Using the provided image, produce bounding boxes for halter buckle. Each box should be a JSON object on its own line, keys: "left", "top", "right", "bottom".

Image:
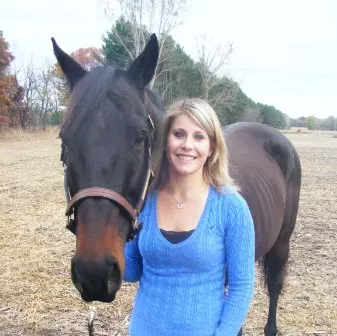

{"left": 66, "top": 216, "right": 76, "bottom": 235}
{"left": 127, "top": 218, "right": 142, "bottom": 242}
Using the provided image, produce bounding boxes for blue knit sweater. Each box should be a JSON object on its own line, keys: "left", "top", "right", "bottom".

{"left": 124, "top": 186, "right": 255, "bottom": 336}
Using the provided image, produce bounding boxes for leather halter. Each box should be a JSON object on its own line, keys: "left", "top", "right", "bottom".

{"left": 62, "top": 113, "right": 155, "bottom": 242}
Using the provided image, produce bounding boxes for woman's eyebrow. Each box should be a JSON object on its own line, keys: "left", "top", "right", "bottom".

{"left": 171, "top": 127, "right": 206, "bottom": 134}
{"left": 193, "top": 129, "right": 207, "bottom": 134}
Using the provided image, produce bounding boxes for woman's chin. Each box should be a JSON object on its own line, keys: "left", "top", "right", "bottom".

{"left": 172, "top": 166, "right": 200, "bottom": 176}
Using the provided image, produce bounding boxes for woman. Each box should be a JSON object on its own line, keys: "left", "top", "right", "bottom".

{"left": 124, "top": 98, "right": 255, "bottom": 336}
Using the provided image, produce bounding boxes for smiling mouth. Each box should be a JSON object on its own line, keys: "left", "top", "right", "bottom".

{"left": 177, "top": 154, "right": 196, "bottom": 161}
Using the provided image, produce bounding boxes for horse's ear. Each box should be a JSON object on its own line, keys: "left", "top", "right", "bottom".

{"left": 126, "top": 34, "right": 159, "bottom": 89}
{"left": 51, "top": 38, "right": 87, "bottom": 90}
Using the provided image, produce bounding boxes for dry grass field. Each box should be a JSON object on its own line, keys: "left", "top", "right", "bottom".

{"left": 0, "top": 128, "right": 336, "bottom": 336}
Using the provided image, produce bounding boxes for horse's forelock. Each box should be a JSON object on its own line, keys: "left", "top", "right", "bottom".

{"left": 59, "top": 65, "right": 164, "bottom": 176}
{"left": 60, "top": 67, "right": 125, "bottom": 136}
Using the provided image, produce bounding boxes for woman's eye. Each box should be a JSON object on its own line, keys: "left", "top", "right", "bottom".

{"left": 173, "top": 131, "right": 184, "bottom": 138}
{"left": 195, "top": 134, "right": 205, "bottom": 141}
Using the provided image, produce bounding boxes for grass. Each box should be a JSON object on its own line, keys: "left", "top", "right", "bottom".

{"left": 0, "top": 130, "right": 336, "bottom": 335}
{"left": 0, "top": 126, "right": 59, "bottom": 141}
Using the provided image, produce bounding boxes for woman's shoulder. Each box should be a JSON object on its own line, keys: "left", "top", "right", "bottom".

{"left": 207, "top": 187, "right": 251, "bottom": 236}
{"left": 214, "top": 186, "right": 247, "bottom": 206}
{"left": 210, "top": 187, "right": 254, "bottom": 240}
{"left": 212, "top": 187, "right": 251, "bottom": 222}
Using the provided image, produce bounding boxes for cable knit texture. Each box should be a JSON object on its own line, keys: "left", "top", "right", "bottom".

{"left": 124, "top": 186, "right": 255, "bottom": 336}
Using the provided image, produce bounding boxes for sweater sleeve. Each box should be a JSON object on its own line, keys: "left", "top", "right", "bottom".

{"left": 123, "top": 231, "right": 143, "bottom": 282}
{"left": 215, "top": 193, "right": 255, "bottom": 336}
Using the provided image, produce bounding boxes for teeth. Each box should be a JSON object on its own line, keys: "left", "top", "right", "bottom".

{"left": 178, "top": 155, "right": 194, "bottom": 161}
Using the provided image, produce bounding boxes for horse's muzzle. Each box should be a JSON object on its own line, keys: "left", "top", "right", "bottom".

{"left": 71, "top": 256, "right": 121, "bottom": 302}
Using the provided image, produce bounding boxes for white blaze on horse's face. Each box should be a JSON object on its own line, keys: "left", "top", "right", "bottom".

{"left": 166, "top": 113, "right": 212, "bottom": 178}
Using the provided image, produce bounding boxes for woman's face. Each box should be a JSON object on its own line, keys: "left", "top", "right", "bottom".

{"left": 166, "top": 113, "right": 213, "bottom": 178}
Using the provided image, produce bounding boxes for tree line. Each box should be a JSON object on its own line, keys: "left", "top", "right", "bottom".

{"left": 0, "top": 1, "right": 336, "bottom": 131}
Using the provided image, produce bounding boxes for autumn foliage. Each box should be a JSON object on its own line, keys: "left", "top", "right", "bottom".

{"left": 55, "top": 46, "right": 104, "bottom": 77}
{"left": 71, "top": 47, "right": 104, "bottom": 70}
{"left": 0, "top": 31, "right": 14, "bottom": 125}
{"left": 0, "top": 31, "right": 28, "bottom": 128}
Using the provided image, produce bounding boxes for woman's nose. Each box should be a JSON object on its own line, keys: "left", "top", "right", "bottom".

{"left": 181, "top": 136, "right": 193, "bottom": 149}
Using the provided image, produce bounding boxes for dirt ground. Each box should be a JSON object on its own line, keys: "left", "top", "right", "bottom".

{"left": 0, "top": 129, "right": 336, "bottom": 336}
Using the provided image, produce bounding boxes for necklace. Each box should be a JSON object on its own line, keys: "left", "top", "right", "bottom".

{"left": 167, "top": 189, "right": 184, "bottom": 209}
{"left": 167, "top": 185, "right": 206, "bottom": 209}
{"left": 170, "top": 193, "right": 184, "bottom": 209}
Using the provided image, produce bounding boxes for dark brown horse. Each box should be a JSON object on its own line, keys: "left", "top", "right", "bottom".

{"left": 53, "top": 34, "right": 301, "bottom": 336}
{"left": 225, "top": 122, "right": 301, "bottom": 335}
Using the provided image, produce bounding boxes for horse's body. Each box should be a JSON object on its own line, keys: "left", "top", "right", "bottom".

{"left": 53, "top": 35, "right": 301, "bottom": 336}
{"left": 225, "top": 122, "right": 301, "bottom": 335}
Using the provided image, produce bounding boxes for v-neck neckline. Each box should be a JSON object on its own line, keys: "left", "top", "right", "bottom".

{"left": 153, "top": 186, "right": 213, "bottom": 248}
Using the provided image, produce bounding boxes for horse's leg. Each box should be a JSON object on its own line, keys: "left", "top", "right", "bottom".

{"left": 263, "top": 238, "right": 290, "bottom": 336}
{"left": 264, "top": 150, "right": 301, "bottom": 336}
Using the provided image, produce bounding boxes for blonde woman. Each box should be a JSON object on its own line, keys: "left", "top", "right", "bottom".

{"left": 124, "top": 98, "right": 255, "bottom": 336}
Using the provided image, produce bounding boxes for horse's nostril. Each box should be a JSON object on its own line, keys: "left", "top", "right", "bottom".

{"left": 105, "top": 257, "right": 120, "bottom": 297}
{"left": 106, "top": 265, "right": 116, "bottom": 293}
{"left": 107, "top": 276, "right": 114, "bottom": 295}
{"left": 70, "top": 256, "right": 121, "bottom": 302}
{"left": 106, "top": 256, "right": 118, "bottom": 267}
{"left": 74, "top": 280, "right": 84, "bottom": 294}
{"left": 71, "top": 260, "right": 84, "bottom": 294}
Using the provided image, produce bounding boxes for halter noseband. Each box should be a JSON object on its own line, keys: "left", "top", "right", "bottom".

{"left": 62, "top": 114, "right": 155, "bottom": 242}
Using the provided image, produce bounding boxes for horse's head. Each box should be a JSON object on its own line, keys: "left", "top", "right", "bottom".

{"left": 52, "top": 35, "right": 162, "bottom": 302}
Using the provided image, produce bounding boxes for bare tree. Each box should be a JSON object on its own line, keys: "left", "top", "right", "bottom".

{"left": 35, "top": 61, "right": 59, "bottom": 130}
{"left": 195, "top": 36, "right": 238, "bottom": 109}
{"left": 22, "top": 62, "right": 38, "bottom": 118}
{"left": 15, "top": 60, "right": 65, "bottom": 129}
{"left": 103, "top": 0, "right": 189, "bottom": 88}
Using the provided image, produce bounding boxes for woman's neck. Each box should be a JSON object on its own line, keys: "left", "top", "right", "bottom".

{"left": 165, "top": 171, "right": 209, "bottom": 200}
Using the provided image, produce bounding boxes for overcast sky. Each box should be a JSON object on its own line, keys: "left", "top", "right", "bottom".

{"left": 2, "top": 0, "right": 337, "bottom": 119}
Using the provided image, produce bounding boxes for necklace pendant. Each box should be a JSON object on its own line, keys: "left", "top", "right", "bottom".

{"left": 177, "top": 203, "right": 183, "bottom": 209}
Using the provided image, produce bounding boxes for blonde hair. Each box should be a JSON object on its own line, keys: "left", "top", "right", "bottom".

{"left": 153, "top": 98, "right": 237, "bottom": 191}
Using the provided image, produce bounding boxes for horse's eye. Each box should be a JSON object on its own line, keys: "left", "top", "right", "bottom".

{"left": 135, "top": 134, "right": 145, "bottom": 145}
